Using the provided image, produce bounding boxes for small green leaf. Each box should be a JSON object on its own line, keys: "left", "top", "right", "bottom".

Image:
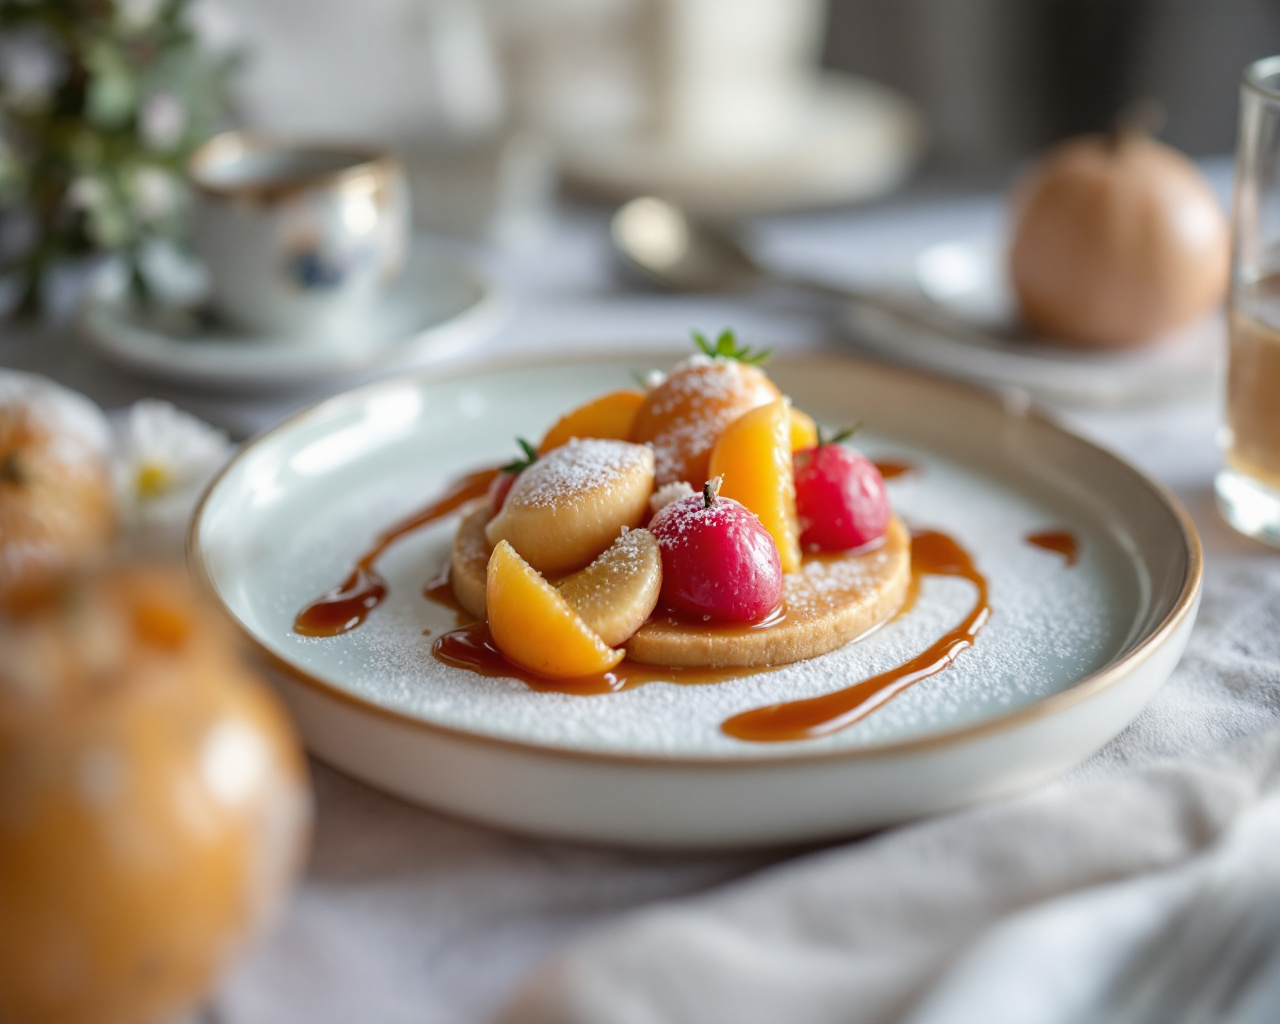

{"left": 500, "top": 437, "right": 539, "bottom": 474}
{"left": 691, "top": 328, "right": 770, "bottom": 365}
{"left": 819, "top": 423, "right": 862, "bottom": 448}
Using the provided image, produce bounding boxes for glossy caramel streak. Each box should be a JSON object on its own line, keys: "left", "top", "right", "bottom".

{"left": 721, "top": 530, "right": 989, "bottom": 743}
{"left": 294, "top": 467, "right": 499, "bottom": 637}
{"left": 873, "top": 459, "right": 915, "bottom": 481}
{"left": 422, "top": 564, "right": 475, "bottom": 631}
{"left": 1025, "top": 530, "right": 1079, "bottom": 566}
{"left": 433, "top": 622, "right": 768, "bottom": 696}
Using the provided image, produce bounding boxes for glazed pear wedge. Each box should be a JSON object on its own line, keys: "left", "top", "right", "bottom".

{"left": 558, "top": 528, "right": 662, "bottom": 646}
{"left": 485, "top": 438, "right": 655, "bottom": 574}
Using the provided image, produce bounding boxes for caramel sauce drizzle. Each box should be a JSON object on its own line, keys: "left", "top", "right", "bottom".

{"left": 296, "top": 458, "right": 916, "bottom": 639}
{"left": 293, "top": 467, "right": 499, "bottom": 637}
{"left": 1025, "top": 530, "right": 1079, "bottom": 566}
{"left": 295, "top": 456, "right": 988, "bottom": 744}
{"left": 873, "top": 459, "right": 915, "bottom": 480}
{"left": 422, "top": 564, "right": 474, "bottom": 631}
{"left": 721, "top": 530, "right": 988, "bottom": 742}
{"left": 429, "top": 529, "right": 989, "bottom": 743}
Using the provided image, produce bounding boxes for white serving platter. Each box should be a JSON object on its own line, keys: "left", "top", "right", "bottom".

{"left": 190, "top": 353, "right": 1201, "bottom": 848}
{"left": 842, "top": 234, "right": 1223, "bottom": 406}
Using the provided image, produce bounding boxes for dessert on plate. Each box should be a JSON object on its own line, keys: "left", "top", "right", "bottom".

{"left": 291, "top": 333, "right": 1005, "bottom": 740}
{"left": 445, "top": 332, "right": 910, "bottom": 677}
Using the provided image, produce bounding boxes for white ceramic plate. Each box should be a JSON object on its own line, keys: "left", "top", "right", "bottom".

{"left": 191, "top": 353, "right": 1200, "bottom": 848}
{"left": 842, "top": 234, "right": 1224, "bottom": 406}
{"left": 79, "top": 241, "right": 506, "bottom": 392}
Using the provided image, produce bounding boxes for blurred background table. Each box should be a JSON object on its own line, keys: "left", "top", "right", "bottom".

{"left": 3, "top": 0, "right": 1278, "bottom": 1018}
{"left": 0, "top": 174, "right": 1258, "bottom": 1022}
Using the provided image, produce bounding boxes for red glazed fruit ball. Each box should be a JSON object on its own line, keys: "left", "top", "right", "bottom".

{"left": 794, "top": 444, "right": 890, "bottom": 551}
{"left": 648, "top": 480, "right": 782, "bottom": 622}
{"left": 487, "top": 470, "right": 518, "bottom": 515}
{"left": 488, "top": 438, "right": 539, "bottom": 514}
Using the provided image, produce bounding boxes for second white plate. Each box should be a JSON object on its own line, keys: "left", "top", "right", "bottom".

{"left": 843, "top": 234, "right": 1224, "bottom": 406}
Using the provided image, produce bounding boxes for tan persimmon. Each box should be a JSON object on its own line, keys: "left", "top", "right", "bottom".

{"left": 1009, "top": 130, "right": 1229, "bottom": 348}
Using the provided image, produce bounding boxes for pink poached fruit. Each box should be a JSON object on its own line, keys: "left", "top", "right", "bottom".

{"left": 648, "top": 482, "right": 783, "bottom": 622}
{"left": 794, "top": 443, "right": 890, "bottom": 551}
{"left": 487, "top": 470, "right": 517, "bottom": 515}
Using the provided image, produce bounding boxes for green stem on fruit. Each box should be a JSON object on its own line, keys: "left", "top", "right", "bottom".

{"left": 819, "top": 423, "right": 862, "bottom": 448}
{"left": 1108, "top": 98, "right": 1166, "bottom": 152}
{"left": 691, "top": 329, "right": 770, "bottom": 366}
{"left": 500, "top": 438, "right": 539, "bottom": 474}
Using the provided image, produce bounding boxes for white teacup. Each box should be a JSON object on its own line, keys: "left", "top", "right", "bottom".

{"left": 188, "top": 132, "right": 409, "bottom": 341}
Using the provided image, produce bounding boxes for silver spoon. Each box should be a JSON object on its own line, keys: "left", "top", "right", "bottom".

{"left": 610, "top": 196, "right": 1012, "bottom": 348}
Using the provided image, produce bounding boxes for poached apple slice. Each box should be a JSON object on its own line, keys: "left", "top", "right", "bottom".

{"left": 484, "top": 438, "right": 655, "bottom": 575}
{"left": 557, "top": 528, "right": 662, "bottom": 646}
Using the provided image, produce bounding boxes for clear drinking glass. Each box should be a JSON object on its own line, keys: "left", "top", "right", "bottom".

{"left": 1218, "top": 55, "right": 1280, "bottom": 546}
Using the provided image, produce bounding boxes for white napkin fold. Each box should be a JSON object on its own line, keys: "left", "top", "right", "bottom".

{"left": 499, "top": 554, "right": 1280, "bottom": 1024}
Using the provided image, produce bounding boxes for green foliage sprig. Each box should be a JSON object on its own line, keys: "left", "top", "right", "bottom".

{"left": 692, "top": 329, "right": 770, "bottom": 365}
{"left": 0, "top": 0, "right": 234, "bottom": 313}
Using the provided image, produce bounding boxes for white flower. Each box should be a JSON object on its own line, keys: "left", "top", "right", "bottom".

{"left": 187, "top": 0, "right": 242, "bottom": 55}
{"left": 112, "top": 400, "right": 233, "bottom": 557}
{"left": 67, "top": 175, "right": 108, "bottom": 212}
{"left": 116, "top": 0, "right": 166, "bottom": 32}
{"left": 141, "top": 92, "right": 186, "bottom": 151}
{"left": 131, "top": 166, "right": 180, "bottom": 222}
{"left": 0, "top": 35, "right": 65, "bottom": 114}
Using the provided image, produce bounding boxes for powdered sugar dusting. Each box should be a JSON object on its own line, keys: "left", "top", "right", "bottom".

{"left": 507, "top": 438, "right": 653, "bottom": 509}
{"left": 560, "top": 529, "right": 659, "bottom": 607}
{"left": 0, "top": 370, "right": 111, "bottom": 471}
{"left": 782, "top": 544, "right": 896, "bottom": 619}
{"left": 637, "top": 361, "right": 777, "bottom": 485}
{"left": 650, "top": 480, "right": 695, "bottom": 514}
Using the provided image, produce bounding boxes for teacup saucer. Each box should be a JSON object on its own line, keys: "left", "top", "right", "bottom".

{"left": 79, "top": 241, "right": 506, "bottom": 392}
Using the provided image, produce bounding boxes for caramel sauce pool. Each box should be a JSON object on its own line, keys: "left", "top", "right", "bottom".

{"left": 432, "top": 624, "right": 756, "bottom": 695}
{"left": 293, "top": 468, "right": 498, "bottom": 637}
{"left": 1024, "top": 530, "right": 1079, "bottom": 566}
{"left": 873, "top": 459, "right": 915, "bottom": 481}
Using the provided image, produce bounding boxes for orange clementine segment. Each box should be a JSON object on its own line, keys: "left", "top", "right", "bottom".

{"left": 789, "top": 408, "right": 818, "bottom": 451}
{"left": 538, "top": 389, "right": 646, "bottom": 454}
{"left": 709, "top": 400, "right": 802, "bottom": 573}
{"left": 486, "top": 540, "right": 625, "bottom": 678}
{"left": 631, "top": 361, "right": 780, "bottom": 485}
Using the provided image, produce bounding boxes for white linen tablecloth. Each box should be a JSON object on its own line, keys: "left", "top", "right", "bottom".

{"left": 6, "top": 173, "right": 1279, "bottom": 1023}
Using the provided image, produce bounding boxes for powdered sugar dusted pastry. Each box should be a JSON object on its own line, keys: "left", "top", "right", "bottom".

{"left": 0, "top": 371, "right": 115, "bottom": 595}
